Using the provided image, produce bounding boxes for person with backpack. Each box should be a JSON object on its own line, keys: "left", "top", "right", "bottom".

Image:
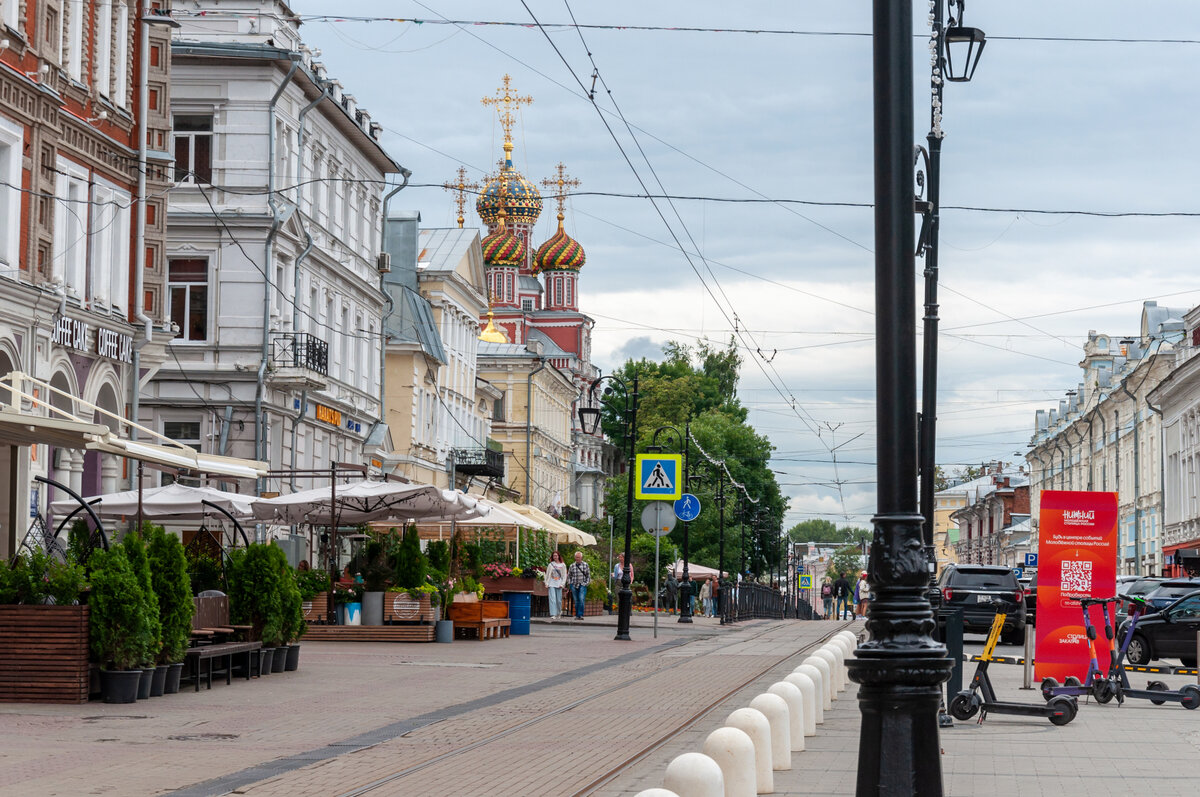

{"left": 820, "top": 577, "right": 834, "bottom": 619}
{"left": 833, "top": 572, "right": 852, "bottom": 620}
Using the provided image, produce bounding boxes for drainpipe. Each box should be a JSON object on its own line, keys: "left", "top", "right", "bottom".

{"left": 378, "top": 169, "right": 412, "bottom": 418}
{"left": 1146, "top": 390, "right": 1166, "bottom": 578}
{"left": 1118, "top": 339, "right": 1166, "bottom": 576}
{"left": 1053, "top": 439, "right": 1067, "bottom": 490}
{"left": 1097, "top": 409, "right": 1109, "bottom": 490}
{"left": 254, "top": 56, "right": 301, "bottom": 495}
{"left": 1114, "top": 407, "right": 1123, "bottom": 572}
{"left": 525, "top": 359, "right": 547, "bottom": 505}
{"left": 289, "top": 390, "right": 308, "bottom": 492}
{"left": 130, "top": 1, "right": 155, "bottom": 443}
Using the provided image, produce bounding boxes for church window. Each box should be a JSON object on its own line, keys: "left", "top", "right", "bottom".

{"left": 553, "top": 277, "right": 563, "bottom": 307}
{"left": 565, "top": 277, "right": 573, "bottom": 307}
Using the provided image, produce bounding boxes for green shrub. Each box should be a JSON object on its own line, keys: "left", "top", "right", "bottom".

{"left": 186, "top": 548, "right": 225, "bottom": 594}
{"left": 391, "top": 524, "right": 427, "bottom": 589}
{"left": 88, "top": 548, "right": 154, "bottom": 671}
{"left": 147, "top": 526, "right": 194, "bottom": 664}
{"left": 586, "top": 577, "right": 607, "bottom": 603}
{"left": 362, "top": 538, "right": 392, "bottom": 592}
{"left": 0, "top": 557, "right": 25, "bottom": 603}
{"left": 121, "top": 529, "right": 162, "bottom": 666}
{"left": 228, "top": 543, "right": 284, "bottom": 647}
{"left": 426, "top": 540, "right": 450, "bottom": 576}
{"left": 67, "top": 519, "right": 94, "bottom": 566}
{"left": 295, "top": 568, "right": 331, "bottom": 601}
{"left": 279, "top": 562, "right": 305, "bottom": 644}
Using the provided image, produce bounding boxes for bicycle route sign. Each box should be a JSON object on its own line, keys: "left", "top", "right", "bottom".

{"left": 674, "top": 493, "right": 702, "bottom": 522}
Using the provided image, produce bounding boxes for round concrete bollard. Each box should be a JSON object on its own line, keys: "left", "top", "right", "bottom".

{"left": 726, "top": 707, "right": 773, "bottom": 794}
{"left": 767, "top": 681, "right": 805, "bottom": 752}
{"left": 749, "top": 693, "right": 791, "bottom": 771}
{"left": 816, "top": 646, "right": 844, "bottom": 692}
{"left": 703, "top": 726, "right": 757, "bottom": 797}
{"left": 634, "top": 791, "right": 679, "bottom": 797}
{"left": 785, "top": 670, "right": 818, "bottom": 734}
{"left": 792, "top": 664, "right": 824, "bottom": 724}
{"left": 836, "top": 630, "right": 858, "bottom": 648}
{"left": 664, "top": 752, "right": 725, "bottom": 797}
{"left": 830, "top": 636, "right": 854, "bottom": 674}
{"left": 802, "top": 656, "right": 834, "bottom": 710}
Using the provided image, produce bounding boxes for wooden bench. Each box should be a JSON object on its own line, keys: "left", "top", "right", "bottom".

{"left": 185, "top": 594, "right": 261, "bottom": 691}
{"left": 449, "top": 600, "right": 510, "bottom": 640}
{"left": 302, "top": 592, "right": 330, "bottom": 625}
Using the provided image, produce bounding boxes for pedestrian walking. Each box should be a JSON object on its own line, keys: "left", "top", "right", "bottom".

{"left": 699, "top": 576, "right": 712, "bottom": 617}
{"left": 833, "top": 572, "right": 852, "bottom": 620}
{"left": 568, "top": 551, "right": 591, "bottom": 621}
{"left": 612, "top": 553, "right": 633, "bottom": 585}
{"left": 711, "top": 576, "right": 721, "bottom": 618}
{"left": 664, "top": 571, "right": 678, "bottom": 614}
{"left": 820, "top": 577, "right": 834, "bottom": 619}
{"left": 544, "top": 551, "right": 567, "bottom": 621}
{"left": 855, "top": 572, "right": 870, "bottom": 617}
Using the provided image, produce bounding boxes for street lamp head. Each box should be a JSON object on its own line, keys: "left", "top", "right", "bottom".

{"left": 943, "top": 23, "right": 986, "bottom": 82}
{"left": 578, "top": 404, "right": 602, "bottom": 436}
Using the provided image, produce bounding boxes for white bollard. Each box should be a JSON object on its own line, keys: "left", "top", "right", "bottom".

{"left": 837, "top": 630, "right": 858, "bottom": 647}
{"left": 749, "top": 693, "right": 791, "bottom": 771}
{"left": 767, "top": 681, "right": 805, "bottom": 752}
{"left": 634, "top": 791, "right": 679, "bottom": 797}
{"left": 664, "top": 752, "right": 724, "bottom": 797}
{"left": 792, "top": 664, "right": 824, "bottom": 724}
{"left": 726, "top": 707, "right": 774, "bottom": 794}
{"left": 785, "top": 670, "right": 818, "bottom": 734}
{"left": 703, "top": 727, "right": 757, "bottom": 797}
{"left": 830, "top": 637, "right": 853, "bottom": 683}
{"left": 803, "top": 656, "right": 833, "bottom": 710}
{"left": 815, "top": 647, "right": 843, "bottom": 692}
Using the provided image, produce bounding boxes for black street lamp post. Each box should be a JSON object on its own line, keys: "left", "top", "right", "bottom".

{"left": 650, "top": 421, "right": 693, "bottom": 623}
{"left": 845, "top": 3, "right": 953, "bottom": 795}
{"left": 578, "top": 372, "right": 638, "bottom": 641}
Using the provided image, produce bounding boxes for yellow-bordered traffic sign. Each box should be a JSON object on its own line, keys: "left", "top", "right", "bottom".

{"left": 798, "top": 574, "right": 813, "bottom": 590}
{"left": 634, "top": 454, "right": 682, "bottom": 500}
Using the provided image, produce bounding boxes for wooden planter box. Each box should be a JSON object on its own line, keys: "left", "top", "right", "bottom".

{"left": 302, "top": 592, "right": 330, "bottom": 624}
{"left": 382, "top": 593, "right": 435, "bottom": 624}
{"left": 0, "top": 605, "right": 90, "bottom": 704}
{"left": 561, "top": 594, "right": 604, "bottom": 617}
{"left": 480, "top": 576, "right": 547, "bottom": 596}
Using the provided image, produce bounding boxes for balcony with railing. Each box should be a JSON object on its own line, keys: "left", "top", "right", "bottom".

{"left": 270, "top": 332, "right": 330, "bottom": 387}
{"left": 452, "top": 445, "right": 505, "bottom": 478}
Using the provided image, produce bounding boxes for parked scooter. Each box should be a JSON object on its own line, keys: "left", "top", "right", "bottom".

{"left": 1040, "top": 597, "right": 1122, "bottom": 703}
{"left": 950, "top": 607, "right": 1077, "bottom": 726}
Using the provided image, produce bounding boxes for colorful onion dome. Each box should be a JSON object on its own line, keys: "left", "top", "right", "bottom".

{"left": 533, "top": 214, "right": 586, "bottom": 273}
{"left": 476, "top": 143, "right": 543, "bottom": 228}
{"left": 480, "top": 210, "right": 525, "bottom": 266}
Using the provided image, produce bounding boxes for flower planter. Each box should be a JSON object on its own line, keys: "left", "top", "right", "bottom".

{"left": 0, "top": 605, "right": 90, "bottom": 704}
{"left": 384, "top": 593, "right": 434, "bottom": 624}
{"left": 99, "top": 669, "right": 142, "bottom": 704}
{"left": 302, "top": 592, "right": 330, "bottom": 625}
{"left": 481, "top": 576, "right": 548, "bottom": 596}
{"left": 284, "top": 644, "right": 301, "bottom": 671}
{"left": 361, "top": 591, "right": 385, "bottom": 626}
{"left": 344, "top": 602, "right": 362, "bottom": 625}
{"left": 150, "top": 665, "right": 168, "bottom": 697}
{"left": 164, "top": 662, "right": 185, "bottom": 694}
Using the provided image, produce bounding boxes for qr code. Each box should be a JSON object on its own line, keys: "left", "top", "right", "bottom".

{"left": 1061, "top": 560, "right": 1093, "bottom": 593}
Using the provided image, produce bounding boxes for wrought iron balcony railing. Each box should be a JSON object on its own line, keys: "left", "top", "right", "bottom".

{"left": 272, "top": 332, "right": 329, "bottom": 376}
{"left": 452, "top": 446, "right": 505, "bottom": 478}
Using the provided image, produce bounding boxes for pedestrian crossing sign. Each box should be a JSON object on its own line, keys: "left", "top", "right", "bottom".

{"left": 799, "top": 574, "right": 813, "bottom": 590}
{"left": 634, "top": 454, "right": 683, "bottom": 500}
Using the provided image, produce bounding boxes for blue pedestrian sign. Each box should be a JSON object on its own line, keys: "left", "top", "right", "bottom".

{"left": 798, "top": 574, "right": 813, "bottom": 590}
{"left": 1024, "top": 553, "right": 1038, "bottom": 568}
{"left": 674, "top": 493, "right": 702, "bottom": 522}
{"left": 634, "top": 454, "right": 683, "bottom": 500}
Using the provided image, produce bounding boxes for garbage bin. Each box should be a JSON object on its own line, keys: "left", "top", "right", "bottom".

{"left": 502, "top": 591, "right": 532, "bottom": 636}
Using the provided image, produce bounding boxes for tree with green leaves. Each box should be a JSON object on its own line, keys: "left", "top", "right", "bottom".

{"left": 146, "top": 526, "right": 194, "bottom": 665}
{"left": 391, "top": 524, "right": 427, "bottom": 589}
{"left": 121, "top": 528, "right": 162, "bottom": 666}
{"left": 826, "top": 545, "right": 865, "bottom": 580}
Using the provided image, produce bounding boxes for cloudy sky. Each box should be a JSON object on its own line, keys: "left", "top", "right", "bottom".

{"left": 284, "top": 1, "right": 1200, "bottom": 527}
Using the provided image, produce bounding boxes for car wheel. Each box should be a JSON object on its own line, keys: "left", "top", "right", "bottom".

{"left": 1180, "top": 684, "right": 1200, "bottom": 710}
{"left": 1047, "top": 696, "right": 1076, "bottom": 726}
{"left": 1126, "top": 634, "right": 1152, "bottom": 666}
{"left": 1147, "top": 680, "right": 1169, "bottom": 705}
{"left": 949, "top": 691, "right": 979, "bottom": 720}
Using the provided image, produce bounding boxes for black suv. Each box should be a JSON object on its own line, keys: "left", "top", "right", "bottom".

{"left": 931, "top": 564, "right": 1027, "bottom": 644}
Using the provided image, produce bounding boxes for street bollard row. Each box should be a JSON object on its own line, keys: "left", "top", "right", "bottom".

{"left": 634, "top": 630, "right": 859, "bottom": 797}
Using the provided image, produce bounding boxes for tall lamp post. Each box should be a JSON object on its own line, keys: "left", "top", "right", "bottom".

{"left": 649, "top": 422, "right": 693, "bottom": 623}
{"left": 578, "top": 372, "right": 638, "bottom": 641}
{"left": 844, "top": 3, "right": 982, "bottom": 794}
{"left": 917, "top": 0, "right": 987, "bottom": 573}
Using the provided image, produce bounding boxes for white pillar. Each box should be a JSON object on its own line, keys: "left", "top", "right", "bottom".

{"left": 837, "top": 630, "right": 858, "bottom": 647}
{"left": 726, "top": 707, "right": 773, "bottom": 794}
{"left": 634, "top": 790, "right": 679, "bottom": 797}
{"left": 664, "top": 753, "right": 724, "bottom": 797}
{"left": 768, "top": 681, "right": 805, "bottom": 751}
{"left": 749, "top": 693, "right": 791, "bottom": 771}
{"left": 703, "top": 727, "right": 757, "bottom": 797}
{"left": 785, "top": 670, "right": 818, "bottom": 734}
{"left": 802, "top": 655, "right": 833, "bottom": 709}
{"left": 67, "top": 450, "right": 84, "bottom": 497}
{"left": 100, "top": 454, "right": 119, "bottom": 495}
{"left": 815, "top": 647, "right": 843, "bottom": 692}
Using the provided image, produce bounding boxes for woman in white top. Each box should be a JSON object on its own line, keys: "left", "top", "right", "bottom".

{"left": 544, "top": 550, "right": 568, "bottom": 620}
{"left": 699, "top": 577, "right": 712, "bottom": 617}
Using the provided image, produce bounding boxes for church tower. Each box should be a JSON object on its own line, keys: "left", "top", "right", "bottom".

{"left": 535, "top": 164, "right": 586, "bottom": 312}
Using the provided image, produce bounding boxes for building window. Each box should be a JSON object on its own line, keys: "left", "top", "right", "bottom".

{"left": 168, "top": 259, "right": 209, "bottom": 341}
{"left": 63, "top": 0, "right": 84, "bottom": 81}
{"left": 522, "top": 298, "right": 533, "bottom": 312}
{"left": 53, "top": 159, "right": 89, "bottom": 298}
{"left": 173, "top": 115, "right": 213, "bottom": 183}
{"left": 162, "top": 420, "right": 202, "bottom": 486}
{"left": 2, "top": 0, "right": 18, "bottom": 30}
{"left": 553, "top": 276, "right": 563, "bottom": 307}
{"left": 88, "top": 180, "right": 131, "bottom": 312}
{"left": 493, "top": 393, "right": 504, "bottom": 422}
{"left": 0, "top": 115, "right": 20, "bottom": 273}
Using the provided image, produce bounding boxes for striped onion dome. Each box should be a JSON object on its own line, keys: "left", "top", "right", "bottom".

{"left": 480, "top": 210, "right": 525, "bottom": 266}
{"left": 476, "top": 146, "right": 543, "bottom": 228}
{"left": 533, "top": 214, "right": 586, "bottom": 274}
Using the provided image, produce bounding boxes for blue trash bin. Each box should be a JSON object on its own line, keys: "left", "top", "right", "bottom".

{"left": 502, "top": 591, "right": 532, "bottom": 635}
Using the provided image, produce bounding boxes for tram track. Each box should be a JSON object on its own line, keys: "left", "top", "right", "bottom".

{"left": 334, "top": 620, "right": 854, "bottom": 797}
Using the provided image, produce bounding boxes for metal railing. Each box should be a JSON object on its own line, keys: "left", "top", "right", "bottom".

{"left": 452, "top": 447, "right": 505, "bottom": 478}
{"left": 720, "top": 581, "right": 786, "bottom": 622}
{"left": 271, "top": 332, "right": 329, "bottom": 376}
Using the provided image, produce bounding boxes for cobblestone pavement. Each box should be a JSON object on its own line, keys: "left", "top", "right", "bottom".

{"left": 0, "top": 613, "right": 845, "bottom": 797}
{"left": 603, "top": 631, "right": 1200, "bottom": 797}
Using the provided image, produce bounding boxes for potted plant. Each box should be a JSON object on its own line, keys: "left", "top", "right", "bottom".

{"left": 121, "top": 529, "right": 163, "bottom": 698}
{"left": 390, "top": 524, "right": 427, "bottom": 591}
{"left": 88, "top": 548, "right": 153, "bottom": 703}
{"left": 333, "top": 582, "right": 362, "bottom": 625}
{"left": 359, "top": 537, "right": 391, "bottom": 626}
{"left": 296, "top": 568, "right": 331, "bottom": 625}
{"left": 280, "top": 562, "right": 306, "bottom": 671}
{"left": 228, "top": 543, "right": 284, "bottom": 674}
{"left": 146, "top": 525, "right": 194, "bottom": 695}
{"left": 428, "top": 574, "right": 456, "bottom": 643}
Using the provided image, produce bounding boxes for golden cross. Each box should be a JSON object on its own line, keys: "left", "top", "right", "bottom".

{"left": 442, "top": 166, "right": 479, "bottom": 228}
{"left": 480, "top": 74, "right": 533, "bottom": 145}
{"left": 540, "top": 163, "right": 581, "bottom": 218}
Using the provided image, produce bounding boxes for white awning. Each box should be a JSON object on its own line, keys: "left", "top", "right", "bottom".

{"left": 0, "top": 409, "right": 110, "bottom": 449}
{"left": 87, "top": 438, "right": 268, "bottom": 480}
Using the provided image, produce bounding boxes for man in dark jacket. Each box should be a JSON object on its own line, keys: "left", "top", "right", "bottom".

{"left": 833, "top": 573, "right": 852, "bottom": 620}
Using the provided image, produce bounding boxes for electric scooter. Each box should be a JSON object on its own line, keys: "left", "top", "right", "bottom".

{"left": 949, "top": 607, "right": 1078, "bottom": 726}
{"left": 1106, "top": 594, "right": 1200, "bottom": 709}
{"left": 1040, "top": 597, "right": 1121, "bottom": 703}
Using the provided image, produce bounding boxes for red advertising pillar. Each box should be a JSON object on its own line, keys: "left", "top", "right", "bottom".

{"left": 1034, "top": 490, "right": 1119, "bottom": 682}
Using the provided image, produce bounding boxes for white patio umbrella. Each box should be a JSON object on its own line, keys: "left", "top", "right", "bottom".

{"left": 251, "top": 479, "right": 481, "bottom": 525}
{"left": 667, "top": 559, "right": 727, "bottom": 579}
{"left": 49, "top": 482, "right": 258, "bottom": 520}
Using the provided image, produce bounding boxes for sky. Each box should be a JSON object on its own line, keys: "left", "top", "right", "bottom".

{"left": 281, "top": 1, "right": 1200, "bottom": 528}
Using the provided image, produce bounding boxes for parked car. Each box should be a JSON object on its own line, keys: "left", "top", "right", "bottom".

{"left": 1142, "top": 579, "right": 1200, "bottom": 611}
{"left": 930, "top": 564, "right": 1027, "bottom": 644}
{"left": 1115, "top": 576, "right": 1165, "bottom": 625}
{"left": 1019, "top": 574, "right": 1037, "bottom": 626}
{"left": 1118, "top": 590, "right": 1200, "bottom": 666}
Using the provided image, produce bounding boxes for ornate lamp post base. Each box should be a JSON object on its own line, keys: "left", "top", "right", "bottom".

{"left": 678, "top": 579, "right": 693, "bottom": 623}
{"left": 615, "top": 586, "right": 633, "bottom": 641}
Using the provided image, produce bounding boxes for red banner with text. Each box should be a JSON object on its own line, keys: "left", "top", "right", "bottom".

{"left": 1034, "top": 490, "right": 1119, "bottom": 683}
